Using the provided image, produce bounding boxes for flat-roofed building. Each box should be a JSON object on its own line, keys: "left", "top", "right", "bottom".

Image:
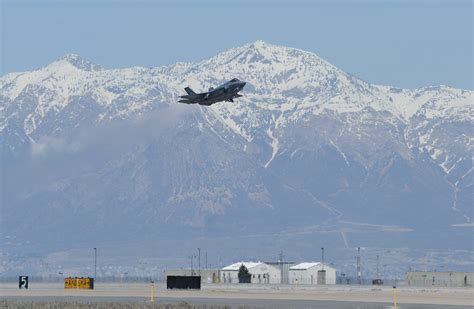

{"left": 406, "top": 271, "right": 473, "bottom": 287}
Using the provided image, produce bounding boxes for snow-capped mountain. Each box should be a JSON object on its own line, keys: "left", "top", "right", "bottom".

{"left": 1, "top": 41, "right": 472, "bottom": 276}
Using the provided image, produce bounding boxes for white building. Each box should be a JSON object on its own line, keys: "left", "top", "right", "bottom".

{"left": 221, "top": 262, "right": 281, "bottom": 284}
{"left": 289, "top": 262, "right": 336, "bottom": 285}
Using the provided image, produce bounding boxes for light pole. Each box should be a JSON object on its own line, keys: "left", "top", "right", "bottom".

{"left": 357, "top": 247, "right": 361, "bottom": 285}
{"left": 198, "top": 248, "right": 201, "bottom": 276}
{"left": 321, "top": 247, "right": 325, "bottom": 271}
{"left": 94, "top": 248, "right": 97, "bottom": 280}
{"left": 190, "top": 255, "right": 196, "bottom": 276}
{"left": 376, "top": 255, "right": 380, "bottom": 279}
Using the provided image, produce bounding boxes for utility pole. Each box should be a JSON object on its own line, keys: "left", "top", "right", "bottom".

{"left": 376, "top": 255, "right": 380, "bottom": 278}
{"left": 321, "top": 247, "right": 325, "bottom": 271}
{"left": 205, "top": 252, "right": 208, "bottom": 269}
{"left": 94, "top": 248, "right": 97, "bottom": 280}
{"left": 357, "top": 247, "right": 361, "bottom": 284}
{"left": 198, "top": 248, "right": 201, "bottom": 276}
{"left": 190, "top": 255, "right": 195, "bottom": 276}
{"left": 278, "top": 252, "right": 285, "bottom": 285}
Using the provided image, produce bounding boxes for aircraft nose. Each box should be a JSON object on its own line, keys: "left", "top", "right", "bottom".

{"left": 240, "top": 82, "right": 246, "bottom": 89}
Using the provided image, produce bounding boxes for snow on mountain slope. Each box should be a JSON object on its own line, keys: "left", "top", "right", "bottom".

{"left": 1, "top": 41, "right": 472, "bottom": 210}
{"left": 2, "top": 41, "right": 471, "bottom": 136}
{"left": 1, "top": 41, "right": 473, "bottom": 276}
{"left": 0, "top": 43, "right": 472, "bottom": 209}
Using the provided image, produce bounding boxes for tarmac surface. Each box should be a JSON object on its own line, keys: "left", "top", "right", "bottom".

{"left": 1, "top": 296, "right": 472, "bottom": 309}
{"left": 1, "top": 282, "right": 473, "bottom": 308}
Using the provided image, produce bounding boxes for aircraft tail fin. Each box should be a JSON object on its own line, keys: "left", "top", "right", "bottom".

{"left": 184, "top": 87, "right": 196, "bottom": 95}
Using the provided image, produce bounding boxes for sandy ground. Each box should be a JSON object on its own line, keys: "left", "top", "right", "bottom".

{"left": 1, "top": 283, "right": 473, "bottom": 306}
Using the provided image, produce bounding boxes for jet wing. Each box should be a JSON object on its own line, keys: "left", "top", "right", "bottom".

{"left": 180, "top": 93, "right": 207, "bottom": 99}
{"left": 178, "top": 99, "right": 196, "bottom": 104}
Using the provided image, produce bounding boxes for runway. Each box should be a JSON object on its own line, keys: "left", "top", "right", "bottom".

{"left": 1, "top": 282, "right": 473, "bottom": 308}
{"left": 2, "top": 295, "right": 473, "bottom": 309}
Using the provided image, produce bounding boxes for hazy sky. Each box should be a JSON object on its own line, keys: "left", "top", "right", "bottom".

{"left": 1, "top": 0, "right": 472, "bottom": 89}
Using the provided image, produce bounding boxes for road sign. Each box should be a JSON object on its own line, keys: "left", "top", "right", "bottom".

{"left": 19, "top": 276, "right": 28, "bottom": 289}
{"left": 64, "top": 277, "right": 94, "bottom": 289}
{"left": 167, "top": 276, "right": 201, "bottom": 289}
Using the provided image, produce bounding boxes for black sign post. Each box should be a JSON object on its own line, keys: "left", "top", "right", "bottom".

{"left": 19, "top": 276, "right": 28, "bottom": 289}
{"left": 167, "top": 276, "right": 201, "bottom": 289}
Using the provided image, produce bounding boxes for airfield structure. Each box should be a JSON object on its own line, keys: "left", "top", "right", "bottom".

{"left": 221, "top": 262, "right": 281, "bottom": 284}
{"left": 289, "top": 262, "right": 337, "bottom": 285}
{"left": 165, "top": 269, "right": 220, "bottom": 284}
{"left": 406, "top": 271, "right": 473, "bottom": 287}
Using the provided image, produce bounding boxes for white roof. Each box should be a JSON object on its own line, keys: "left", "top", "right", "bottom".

{"left": 222, "top": 261, "right": 263, "bottom": 271}
{"left": 290, "top": 262, "right": 334, "bottom": 270}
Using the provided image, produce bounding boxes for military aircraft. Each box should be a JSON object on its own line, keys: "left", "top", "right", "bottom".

{"left": 179, "top": 78, "right": 246, "bottom": 106}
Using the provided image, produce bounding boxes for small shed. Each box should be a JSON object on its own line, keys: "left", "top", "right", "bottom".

{"left": 221, "top": 262, "right": 281, "bottom": 284}
{"left": 289, "top": 262, "right": 336, "bottom": 285}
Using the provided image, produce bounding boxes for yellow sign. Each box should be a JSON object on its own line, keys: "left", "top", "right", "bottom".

{"left": 64, "top": 277, "right": 94, "bottom": 289}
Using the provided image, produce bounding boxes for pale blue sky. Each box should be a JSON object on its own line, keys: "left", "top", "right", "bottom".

{"left": 1, "top": 0, "right": 472, "bottom": 89}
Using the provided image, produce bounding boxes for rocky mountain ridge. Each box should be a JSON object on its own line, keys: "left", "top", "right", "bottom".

{"left": 1, "top": 41, "right": 472, "bottom": 276}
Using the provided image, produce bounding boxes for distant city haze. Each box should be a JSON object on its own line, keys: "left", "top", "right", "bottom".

{"left": 1, "top": 0, "right": 472, "bottom": 89}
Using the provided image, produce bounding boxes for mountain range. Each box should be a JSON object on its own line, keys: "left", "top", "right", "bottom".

{"left": 1, "top": 41, "right": 472, "bottom": 277}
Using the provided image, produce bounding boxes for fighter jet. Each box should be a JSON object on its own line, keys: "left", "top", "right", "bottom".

{"left": 179, "top": 78, "right": 246, "bottom": 106}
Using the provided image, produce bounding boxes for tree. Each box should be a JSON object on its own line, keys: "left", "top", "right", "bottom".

{"left": 238, "top": 264, "right": 251, "bottom": 283}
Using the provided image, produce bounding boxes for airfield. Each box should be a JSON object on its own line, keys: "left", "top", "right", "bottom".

{"left": 1, "top": 282, "right": 473, "bottom": 308}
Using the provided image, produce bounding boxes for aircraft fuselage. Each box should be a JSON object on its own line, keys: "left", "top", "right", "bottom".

{"left": 179, "top": 78, "right": 246, "bottom": 106}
